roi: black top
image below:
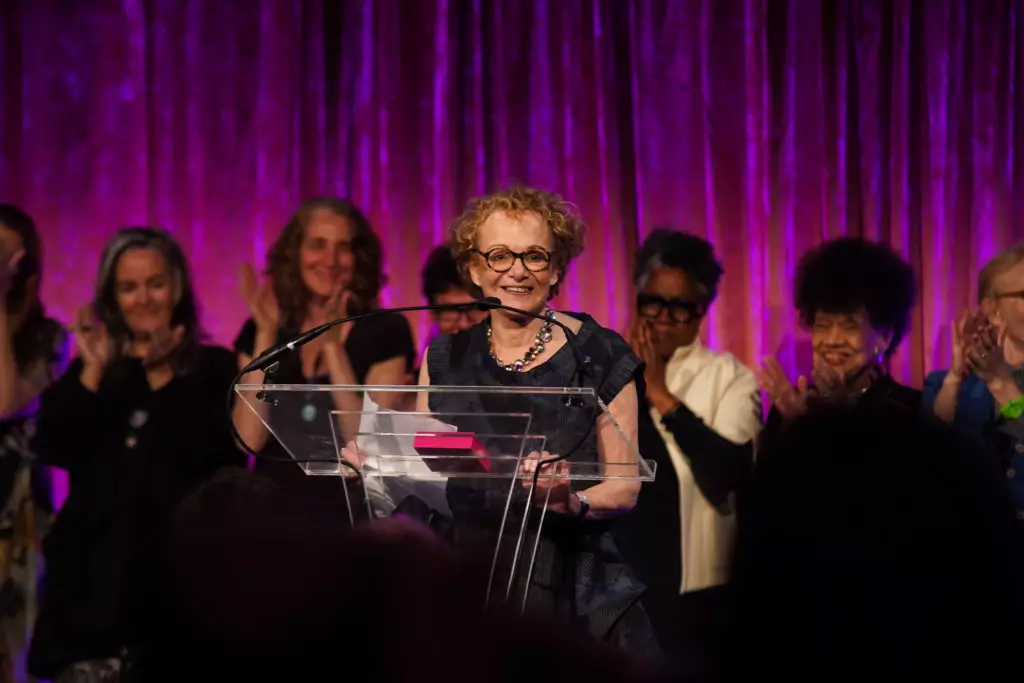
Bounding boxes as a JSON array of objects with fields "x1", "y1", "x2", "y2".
[
  {"x1": 232, "y1": 313, "x2": 416, "y2": 495},
  {"x1": 759, "y1": 374, "x2": 923, "y2": 458},
  {"x1": 27, "y1": 346, "x2": 245, "y2": 678}
]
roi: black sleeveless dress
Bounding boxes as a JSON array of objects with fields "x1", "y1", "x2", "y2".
[{"x1": 426, "y1": 314, "x2": 659, "y2": 657}]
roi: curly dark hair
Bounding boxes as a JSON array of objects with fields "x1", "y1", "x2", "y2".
[
  {"x1": 0, "y1": 204, "x2": 59, "y2": 369},
  {"x1": 794, "y1": 238, "x2": 916, "y2": 357},
  {"x1": 421, "y1": 245, "x2": 482, "y2": 304},
  {"x1": 267, "y1": 197, "x2": 383, "y2": 331},
  {"x1": 633, "y1": 228, "x2": 724, "y2": 306}
]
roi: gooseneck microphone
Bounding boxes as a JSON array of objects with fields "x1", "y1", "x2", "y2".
[
  {"x1": 240, "y1": 299, "x2": 488, "y2": 375},
  {"x1": 228, "y1": 299, "x2": 496, "y2": 465},
  {"x1": 226, "y1": 298, "x2": 595, "y2": 470}
]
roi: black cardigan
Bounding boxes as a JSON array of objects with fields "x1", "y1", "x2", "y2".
[{"x1": 27, "y1": 346, "x2": 245, "y2": 678}]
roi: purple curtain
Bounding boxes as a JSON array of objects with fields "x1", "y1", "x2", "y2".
[{"x1": 1, "y1": 0, "x2": 1023, "y2": 387}]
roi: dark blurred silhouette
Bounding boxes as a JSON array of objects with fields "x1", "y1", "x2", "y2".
[
  {"x1": 725, "y1": 409, "x2": 1024, "y2": 682},
  {"x1": 148, "y1": 467, "x2": 662, "y2": 683}
]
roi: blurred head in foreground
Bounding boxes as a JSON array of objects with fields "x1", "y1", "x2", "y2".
[{"x1": 730, "y1": 410, "x2": 1024, "y2": 681}]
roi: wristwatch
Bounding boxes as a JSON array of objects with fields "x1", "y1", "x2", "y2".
[{"x1": 573, "y1": 491, "x2": 591, "y2": 519}]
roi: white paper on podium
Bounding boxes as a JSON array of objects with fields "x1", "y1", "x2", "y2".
[{"x1": 356, "y1": 394, "x2": 454, "y2": 517}]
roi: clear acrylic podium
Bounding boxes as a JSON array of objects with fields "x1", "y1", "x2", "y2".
[{"x1": 235, "y1": 383, "x2": 656, "y2": 609}]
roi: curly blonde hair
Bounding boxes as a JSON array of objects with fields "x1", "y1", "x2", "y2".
[{"x1": 449, "y1": 186, "x2": 586, "y2": 297}]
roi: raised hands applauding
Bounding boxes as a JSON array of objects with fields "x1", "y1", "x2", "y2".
[
  {"x1": 961, "y1": 314, "x2": 1008, "y2": 384},
  {"x1": 759, "y1": 357, "x2": 809, "y2": 419}
]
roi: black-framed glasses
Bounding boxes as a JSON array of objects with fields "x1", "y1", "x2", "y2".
[
  {"x1": 637, "y1": 294, "x2": 704, "y2": 324},
  {"x1": 436, "y1": 308, "x2": 488, "y2": 324},
  {"x1": 471, "y1": 247, "x2": 551, "y2": 273}
]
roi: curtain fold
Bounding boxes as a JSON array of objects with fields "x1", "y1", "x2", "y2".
[{"x1": 0, "y1": 0, "x2": 1021, "y2": 386}]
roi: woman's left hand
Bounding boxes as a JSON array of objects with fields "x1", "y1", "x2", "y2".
[
  {"x1": 322, "y1": 286, "x2": 354, "y2": 347},
  {"x1": 143, "y1": 324, "x2": 185, "y2": 368},
  {"x1": 965, "y1": 322, "x2": 1008, "y2": 384},
  {"x1": 520, "y1": 451, "x2": 571, "y2": 507}
]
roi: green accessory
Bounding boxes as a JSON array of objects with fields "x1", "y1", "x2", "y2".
[{"x1": 1000, "y1": 396, "x2": 1024, "y2": 421}]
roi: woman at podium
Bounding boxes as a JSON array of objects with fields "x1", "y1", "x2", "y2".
[{"x1": 416, "y1": 187, "x2": 658, "y2": 656}]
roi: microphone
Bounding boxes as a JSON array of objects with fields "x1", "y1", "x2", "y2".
[
  {"x1": 239, "y1": 299, "x2": 495, "y2": 375},
  {"x1": 473, "y1": 297, "x2": 592, "y2": 401}
]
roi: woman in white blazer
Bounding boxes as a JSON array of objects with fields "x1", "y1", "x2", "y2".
[{"x1": 617, "y1": 228, "x2": 762, "y2": 673}]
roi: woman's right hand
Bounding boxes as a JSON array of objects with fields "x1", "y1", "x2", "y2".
[
  {"x1": 949, "y1": 310, "x2": 991, "y2": 381},
  {"x1": 74, "y1": 305, "x2": 111, "y2": 370},
  {"x1": 239, "y1": 263, "x2": 279, "y2": 333},
  {"x1": 74, "y1": 305, "x2": 112, "y2": 391},
  {"x1": 760, "y1": 356, "x2": 809, "y2": 419},
  {"x1": 340, "y1": 441, "x2": 367, "y2": 477}
]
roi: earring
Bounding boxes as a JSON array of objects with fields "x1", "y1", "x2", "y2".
[{"x1": 873, "y1": 344, "x2": 884, "y2": 364}]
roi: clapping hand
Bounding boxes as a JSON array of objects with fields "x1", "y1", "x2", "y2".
[
  {"x1": 811, "y1": 362, "x2": 847, "y2": 401},
  {"x1": 238, "y1": 263, "x2": 279, "y2": 333},
  {"x1": 628, "y1": 319, "x2": 668, "y2": 399},
  {"x1": 142, "y1": 324, "x2": 185, "y2": 369},
  {"x1": 759, "y1": 356, "x2": 809, "y2": 419},
  {"x1": 964, "y1": 320, "x2": 1008, "y2": 384},
  {"x1": 73, "y1": 305, "x2": 112, "y2": 370},
  {"x1": 950, "y1": 311, "x2": 988, "y2": 380},
  {"x1": 321, "y1": 285, "x2": 354, "y2": 346}
]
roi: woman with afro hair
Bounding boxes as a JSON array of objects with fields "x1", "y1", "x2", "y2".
[{"x1": 759, "y1": 238, "x2": 921, "y2": 440}]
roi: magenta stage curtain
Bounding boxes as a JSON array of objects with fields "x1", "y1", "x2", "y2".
[{"x1": 1, "y1": 0, "x2": 1023, "y2": 388}]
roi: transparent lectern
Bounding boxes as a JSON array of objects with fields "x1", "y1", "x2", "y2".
[{"x1": 235, "y1": 382, "x2": 656, "y2": 610}]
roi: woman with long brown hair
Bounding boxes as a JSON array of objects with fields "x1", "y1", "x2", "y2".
[
  {"x1": 0, "y1": 205, "x2": 66, "y2": 683},
  {"x1": 232, "y1": 197, "x2": 416, "y2": 499}
]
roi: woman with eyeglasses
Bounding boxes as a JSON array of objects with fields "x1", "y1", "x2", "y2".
[
  {"x1": 923, "y1": 244, "x2": 1024, "y2": 524},
  {"x1": 617, "y1": 228, "x2": 761, "y2": 673},
  {"x1": 412, "y1": 187, "x2": 659, "y2": 657},
  {"x1": 421, "y1": 245, "x2": 486, "y2": 338}
]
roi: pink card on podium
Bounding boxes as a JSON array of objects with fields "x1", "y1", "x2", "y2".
[{"x1": 414, "y1": 432, "x2": 490, "y2": 472}]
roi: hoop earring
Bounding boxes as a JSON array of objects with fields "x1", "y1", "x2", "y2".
[{"x1": 873, "y1": 344, "x2": 884, "y2": 365}]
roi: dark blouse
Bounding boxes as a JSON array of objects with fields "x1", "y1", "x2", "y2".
[
  {"x1": 425, "y1": 314, "x2": 660, "y2": 657},
  {"x1": 27, "y1": 346, "x2": 245, "y2": 678}
]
